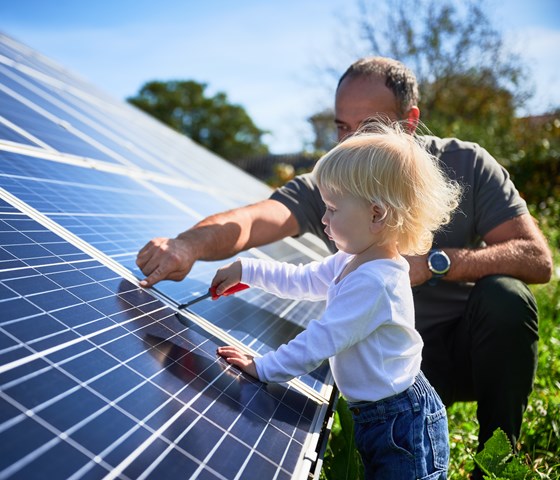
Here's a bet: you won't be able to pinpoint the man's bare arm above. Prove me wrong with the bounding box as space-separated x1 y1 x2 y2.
407 214 553 286
136 199 299 287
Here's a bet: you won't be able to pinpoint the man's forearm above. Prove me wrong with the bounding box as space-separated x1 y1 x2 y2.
177 199 299 261
445 239 552 285
137 199 298 287
177 214 246 261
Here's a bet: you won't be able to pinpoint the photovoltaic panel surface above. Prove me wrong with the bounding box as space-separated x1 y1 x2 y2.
0 32 335 479
0 199 326 479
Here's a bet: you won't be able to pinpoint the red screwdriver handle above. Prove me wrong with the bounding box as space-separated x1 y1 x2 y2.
210 282 250 300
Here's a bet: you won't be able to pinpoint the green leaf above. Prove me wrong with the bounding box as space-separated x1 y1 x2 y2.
474 428 513 474
474 428 531 479
321 396 365 480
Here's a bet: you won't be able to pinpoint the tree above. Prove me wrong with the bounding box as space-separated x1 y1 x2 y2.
424 70 518 156
353 0 529 114
127 80 269 161
310 0 531 158
507 112 560 214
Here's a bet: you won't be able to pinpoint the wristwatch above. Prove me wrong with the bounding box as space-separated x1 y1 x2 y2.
427 249 450 285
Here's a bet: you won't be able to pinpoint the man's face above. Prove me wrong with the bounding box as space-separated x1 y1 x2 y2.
334 76 401 141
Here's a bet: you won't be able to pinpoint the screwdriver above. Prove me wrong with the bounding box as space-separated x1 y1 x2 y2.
177 283 250 310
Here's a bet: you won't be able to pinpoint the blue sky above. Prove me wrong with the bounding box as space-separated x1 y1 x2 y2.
1 0 559 153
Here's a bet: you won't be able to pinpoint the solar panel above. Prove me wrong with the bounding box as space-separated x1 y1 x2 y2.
0 32 335 479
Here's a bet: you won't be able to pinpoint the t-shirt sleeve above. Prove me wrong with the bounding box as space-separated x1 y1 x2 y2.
270 173 334 250
427 136 529 247
471 145 528 237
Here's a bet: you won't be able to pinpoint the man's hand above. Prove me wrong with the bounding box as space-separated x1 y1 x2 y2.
136 236 196 287
217 346 259 379
135 200 300 289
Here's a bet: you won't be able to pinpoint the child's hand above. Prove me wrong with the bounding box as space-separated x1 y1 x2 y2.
217 346 259 379
211 260 243 298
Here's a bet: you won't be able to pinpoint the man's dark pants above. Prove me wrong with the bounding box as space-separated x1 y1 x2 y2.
418 275 539 454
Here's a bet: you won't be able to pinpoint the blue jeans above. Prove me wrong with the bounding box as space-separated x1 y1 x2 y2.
348 372 449 479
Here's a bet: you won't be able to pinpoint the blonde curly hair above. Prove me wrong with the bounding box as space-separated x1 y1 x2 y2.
313 122 462 255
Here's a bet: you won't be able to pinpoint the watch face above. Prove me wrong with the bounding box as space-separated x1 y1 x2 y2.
429 251 450 275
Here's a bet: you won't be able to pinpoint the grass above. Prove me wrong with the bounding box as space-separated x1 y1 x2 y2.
446 271 560 479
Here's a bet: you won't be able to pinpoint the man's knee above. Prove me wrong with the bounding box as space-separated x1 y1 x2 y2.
467 275 538 337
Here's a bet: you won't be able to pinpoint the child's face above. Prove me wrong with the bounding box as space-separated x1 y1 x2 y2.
319 187 375 254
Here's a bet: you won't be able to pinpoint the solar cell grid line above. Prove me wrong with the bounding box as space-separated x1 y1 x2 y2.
0 44 172 171
2 302 293 480
0 144 268 211
0 152 204 255
0 62 229 184
0 201 331 479
0 63 197 177
0 34 97 95
1 316 302 480
0 173 330 390
189 292 332 395
0 188 266 371
0 154 332 454
0 32 336 478
148 252 333 396
0 59 218 183
0 149 333 391
0 149 267 237
1 308 324 480
0 114 52 149
0 169 316 334
0 51 275 198
0 83 123 166
0 62 178 176
0 36 328 300
105 358 306 480
0 239 332 476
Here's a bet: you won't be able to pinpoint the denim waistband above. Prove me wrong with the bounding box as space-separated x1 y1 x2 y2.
347 372 434 422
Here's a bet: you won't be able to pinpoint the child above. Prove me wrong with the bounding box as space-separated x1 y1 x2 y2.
214 123 461 479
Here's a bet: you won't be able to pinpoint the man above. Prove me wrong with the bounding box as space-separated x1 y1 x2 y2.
137 57 552 465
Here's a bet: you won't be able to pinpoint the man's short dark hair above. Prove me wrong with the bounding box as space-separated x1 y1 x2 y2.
337 57 419 117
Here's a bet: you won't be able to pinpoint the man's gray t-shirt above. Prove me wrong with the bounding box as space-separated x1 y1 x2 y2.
270 135 528 329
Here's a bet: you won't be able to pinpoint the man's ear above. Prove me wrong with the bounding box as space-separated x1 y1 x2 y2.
406 106 420 133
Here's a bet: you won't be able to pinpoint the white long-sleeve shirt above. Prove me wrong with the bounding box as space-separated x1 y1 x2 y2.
240 251 423 403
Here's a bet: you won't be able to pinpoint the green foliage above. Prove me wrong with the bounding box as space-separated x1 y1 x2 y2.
320 396 364 480
127 80 269 161
448 401 479 476
505 114 560 220
474 429 532 479
444 228 560 479
519 221 560 479
423 71 518 158
354 0 530 116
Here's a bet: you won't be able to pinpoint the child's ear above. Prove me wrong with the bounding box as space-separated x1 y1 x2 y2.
370 203 386 224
